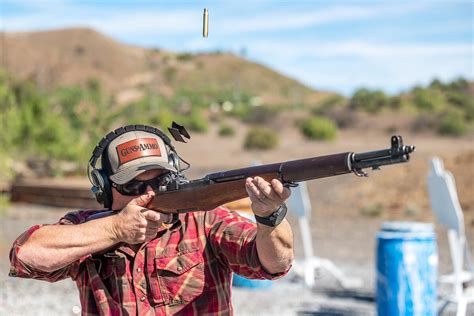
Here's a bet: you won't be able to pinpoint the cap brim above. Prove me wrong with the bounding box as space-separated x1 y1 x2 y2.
109 163 176 184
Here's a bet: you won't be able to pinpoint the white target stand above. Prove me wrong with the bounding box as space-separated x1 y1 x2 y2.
288 182 362 289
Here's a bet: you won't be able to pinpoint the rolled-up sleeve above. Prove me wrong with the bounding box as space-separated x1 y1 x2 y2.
205 207 290 280
8 210 100 282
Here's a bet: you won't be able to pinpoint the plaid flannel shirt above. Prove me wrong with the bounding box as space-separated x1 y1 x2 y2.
9 207 289 315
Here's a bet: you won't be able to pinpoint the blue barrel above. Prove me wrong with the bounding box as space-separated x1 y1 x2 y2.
376 221 438 316
232 273 272 289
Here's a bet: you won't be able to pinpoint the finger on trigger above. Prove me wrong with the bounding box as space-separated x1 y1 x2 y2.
143 210 160 222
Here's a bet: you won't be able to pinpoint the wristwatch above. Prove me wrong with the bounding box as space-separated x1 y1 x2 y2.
254 203 288 227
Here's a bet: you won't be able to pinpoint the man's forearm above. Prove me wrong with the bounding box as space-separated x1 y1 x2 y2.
255 219 294 274
17 216 120 273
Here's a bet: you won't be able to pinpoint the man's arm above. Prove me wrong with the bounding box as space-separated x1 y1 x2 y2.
17 216 119 273
246 177 294 274
255 219 293 274
15 191 172 273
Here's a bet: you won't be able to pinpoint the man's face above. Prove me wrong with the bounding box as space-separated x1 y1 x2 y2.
111 169 168 210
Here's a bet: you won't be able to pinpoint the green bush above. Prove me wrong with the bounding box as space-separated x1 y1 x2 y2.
438 110 467 136
405 203 421 217
446 91 474 121
412 87 446 112
218 124 235 137
244 127 278 150
300 116 337 141
0 193 10 217
184 110 208 133
360 203 385 217
176 53 194 61
241 105 279 124
350 88 388 113
314 95 346 113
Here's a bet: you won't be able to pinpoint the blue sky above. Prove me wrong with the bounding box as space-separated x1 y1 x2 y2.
1 0 473 96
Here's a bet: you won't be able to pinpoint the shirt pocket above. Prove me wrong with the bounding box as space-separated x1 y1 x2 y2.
150 248 205 306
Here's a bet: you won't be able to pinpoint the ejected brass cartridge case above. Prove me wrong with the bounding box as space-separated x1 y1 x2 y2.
203 8 209 37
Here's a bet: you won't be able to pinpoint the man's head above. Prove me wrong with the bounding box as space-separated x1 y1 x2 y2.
89 125 180 209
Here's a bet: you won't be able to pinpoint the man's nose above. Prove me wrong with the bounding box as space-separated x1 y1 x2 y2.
146 185 154 193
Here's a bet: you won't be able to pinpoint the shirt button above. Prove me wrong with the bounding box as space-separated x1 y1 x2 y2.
137 268 142 273
177 266 183 272
140 296 146 302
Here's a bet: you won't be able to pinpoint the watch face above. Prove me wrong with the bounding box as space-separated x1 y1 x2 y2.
273 204 287 226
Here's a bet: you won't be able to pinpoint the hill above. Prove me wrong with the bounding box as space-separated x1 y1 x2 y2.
0 28 328 105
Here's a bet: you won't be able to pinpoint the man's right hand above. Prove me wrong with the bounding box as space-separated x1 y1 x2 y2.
111 191 173 244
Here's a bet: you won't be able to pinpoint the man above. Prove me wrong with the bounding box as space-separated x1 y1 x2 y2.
9 125 294 315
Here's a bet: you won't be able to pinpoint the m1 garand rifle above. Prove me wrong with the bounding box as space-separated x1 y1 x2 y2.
146 135 415 214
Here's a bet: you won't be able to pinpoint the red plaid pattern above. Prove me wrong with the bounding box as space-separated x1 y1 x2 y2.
9 207 289 315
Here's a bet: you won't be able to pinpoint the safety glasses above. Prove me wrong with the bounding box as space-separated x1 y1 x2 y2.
112 172 171 196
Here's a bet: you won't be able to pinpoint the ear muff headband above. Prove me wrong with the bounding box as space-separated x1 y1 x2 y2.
88 124 178 209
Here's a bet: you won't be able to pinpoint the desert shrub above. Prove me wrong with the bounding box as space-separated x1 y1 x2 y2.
218 124 235 137
312 95 353 128
350 88 388 113
227 103 250 120
438 110 467 136
176 53 194 61
388 96 403 111
241 105 279 124
429 78 444 90
0 193 10 217
244 127 278 150
405 203 421 217
447 77 469 91
184 110 208 133
300 116 337 141
314 95 346 113
360 203 385 217
155 108 175 131
412 87 446 112
446 91 474 121
164 66 177 82
411 114 438 132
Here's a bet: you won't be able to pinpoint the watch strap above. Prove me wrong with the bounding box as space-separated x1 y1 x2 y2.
254 203 288 227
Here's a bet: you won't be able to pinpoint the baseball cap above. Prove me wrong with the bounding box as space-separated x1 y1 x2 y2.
105 130 177 184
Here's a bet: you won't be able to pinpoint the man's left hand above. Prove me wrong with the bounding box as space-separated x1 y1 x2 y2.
245 177 291 217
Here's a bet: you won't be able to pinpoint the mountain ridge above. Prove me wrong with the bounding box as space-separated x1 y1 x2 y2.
0 27 330 105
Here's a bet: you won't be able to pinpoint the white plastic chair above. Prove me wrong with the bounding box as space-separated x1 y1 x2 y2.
427 157 474 316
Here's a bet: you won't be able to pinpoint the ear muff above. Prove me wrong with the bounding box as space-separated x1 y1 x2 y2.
90 168 112 209
168 152 180 173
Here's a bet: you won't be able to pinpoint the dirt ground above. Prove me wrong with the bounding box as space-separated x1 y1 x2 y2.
0 113 473 315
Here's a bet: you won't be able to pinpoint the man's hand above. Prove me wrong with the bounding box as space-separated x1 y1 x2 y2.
245 177 291 217
112 191 173 244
